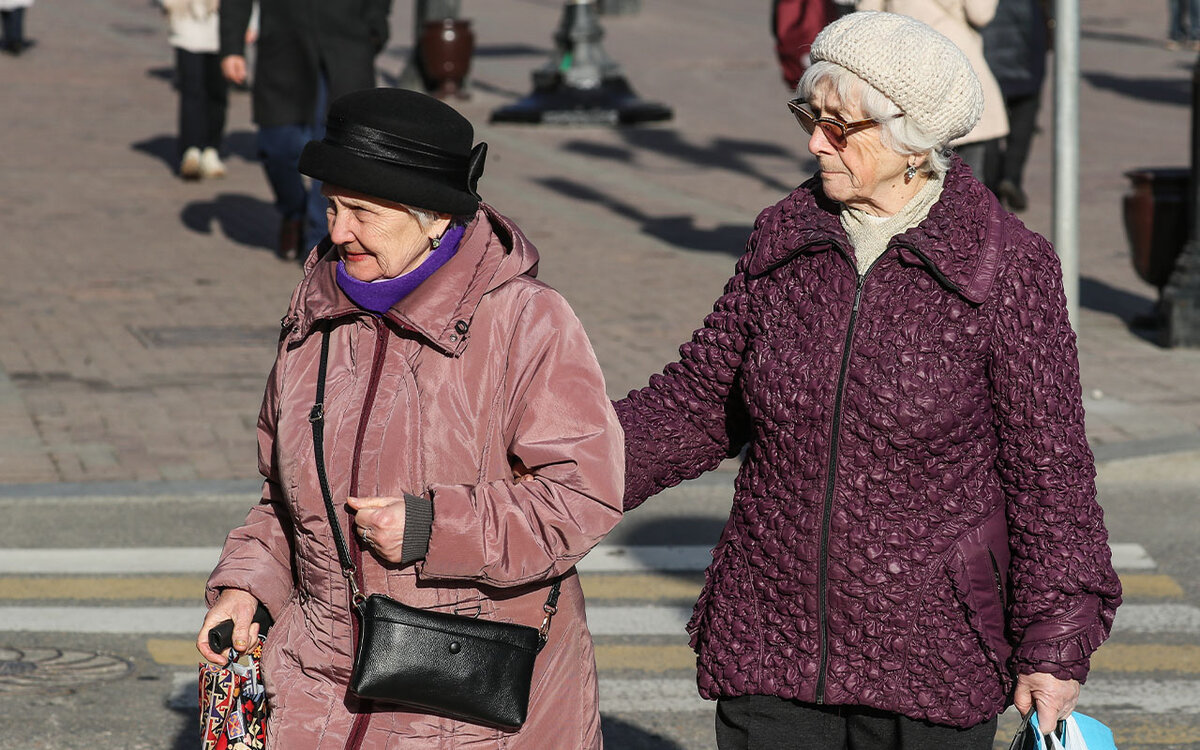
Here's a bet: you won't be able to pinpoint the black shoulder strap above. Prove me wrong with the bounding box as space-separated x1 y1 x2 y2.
307 324 560 645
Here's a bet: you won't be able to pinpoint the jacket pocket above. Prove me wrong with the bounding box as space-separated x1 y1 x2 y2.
686 543 724 650
687 535 755 655
947 507 1013 675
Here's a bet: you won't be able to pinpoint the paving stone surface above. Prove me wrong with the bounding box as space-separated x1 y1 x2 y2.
1 0 1199 484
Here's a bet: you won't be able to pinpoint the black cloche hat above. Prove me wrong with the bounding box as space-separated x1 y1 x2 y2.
299 88 487 216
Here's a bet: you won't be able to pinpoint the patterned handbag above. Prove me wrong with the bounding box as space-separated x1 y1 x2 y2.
199 637 268 750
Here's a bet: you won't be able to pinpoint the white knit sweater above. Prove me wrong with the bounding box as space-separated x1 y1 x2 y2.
839 173 945 275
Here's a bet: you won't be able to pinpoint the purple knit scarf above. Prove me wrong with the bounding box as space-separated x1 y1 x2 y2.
336 223 465 315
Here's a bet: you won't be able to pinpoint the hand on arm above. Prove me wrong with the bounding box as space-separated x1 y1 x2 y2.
1014 672 1080 735
197 588 262 665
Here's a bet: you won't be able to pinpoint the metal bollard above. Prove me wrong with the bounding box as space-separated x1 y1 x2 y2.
490 0 671 126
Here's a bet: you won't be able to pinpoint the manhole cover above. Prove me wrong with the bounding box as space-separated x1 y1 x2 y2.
0 647 132 693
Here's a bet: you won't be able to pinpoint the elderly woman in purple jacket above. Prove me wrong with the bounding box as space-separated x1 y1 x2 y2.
615 12 1120 750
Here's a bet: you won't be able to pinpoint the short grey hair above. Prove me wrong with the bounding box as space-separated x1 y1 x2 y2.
797 61 951 178
402 204 474 234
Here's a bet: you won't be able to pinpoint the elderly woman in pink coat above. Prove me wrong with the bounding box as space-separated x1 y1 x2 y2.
196 88 624 749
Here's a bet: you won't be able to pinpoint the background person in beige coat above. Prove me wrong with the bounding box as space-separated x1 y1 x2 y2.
854 1 1008 176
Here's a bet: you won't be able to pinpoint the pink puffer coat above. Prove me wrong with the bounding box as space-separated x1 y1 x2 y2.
206 204 624 749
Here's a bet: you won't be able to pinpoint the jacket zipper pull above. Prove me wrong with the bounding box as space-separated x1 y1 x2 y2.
852 274 866 314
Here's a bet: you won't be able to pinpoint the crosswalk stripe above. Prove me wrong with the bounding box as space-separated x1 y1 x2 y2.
147 639 703 672
600 678 709 713
144 639 1200 676
1112 603 1200 634
1119 573 1184 599
1091 644 1200 673
0 576 204 601
588 605 692 635
3 603 1197 637
580 573 703 601
597 676 1200 715
148 638 200 666
1079 677 1200 713
0 548 220 575
0 542 1154 575
0 606 206 633
0 572 1177 607
1109 543 1156 570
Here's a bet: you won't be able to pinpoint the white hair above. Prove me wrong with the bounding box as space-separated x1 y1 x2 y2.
797 61 951 177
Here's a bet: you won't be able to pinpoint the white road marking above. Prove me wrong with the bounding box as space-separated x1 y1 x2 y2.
1111 604 1200 634
0 548 220 575
1109 543 1156 571
0 606 207 633
0 542 1151 575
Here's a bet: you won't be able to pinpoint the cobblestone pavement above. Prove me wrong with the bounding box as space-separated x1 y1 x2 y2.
1 1 1198 479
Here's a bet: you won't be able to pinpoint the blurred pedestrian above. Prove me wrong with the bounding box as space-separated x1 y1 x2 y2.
1168 0 1200 48
614 12 1120 750
772 0 838 90
982 0 1051 211
196 88 623 748
219 0 392 262
856 0 1009 178
159 0 228 180
0 0 33 56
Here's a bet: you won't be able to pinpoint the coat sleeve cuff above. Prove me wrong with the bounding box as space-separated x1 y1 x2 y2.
1012 595 1107 683
400 493 433 565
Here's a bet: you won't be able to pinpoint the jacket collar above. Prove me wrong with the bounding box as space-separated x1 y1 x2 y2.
282 202 539 354
746 159 1008 304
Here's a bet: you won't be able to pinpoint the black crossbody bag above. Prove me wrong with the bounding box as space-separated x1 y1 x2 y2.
308 327 560 729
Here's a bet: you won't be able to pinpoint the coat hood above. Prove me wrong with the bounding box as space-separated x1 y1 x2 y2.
281 202 540 355
745 159 1008 304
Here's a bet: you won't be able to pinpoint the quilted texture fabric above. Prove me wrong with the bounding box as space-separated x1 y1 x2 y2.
615 161 1122 728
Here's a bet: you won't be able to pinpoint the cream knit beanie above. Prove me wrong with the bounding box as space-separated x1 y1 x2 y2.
809 11 983 146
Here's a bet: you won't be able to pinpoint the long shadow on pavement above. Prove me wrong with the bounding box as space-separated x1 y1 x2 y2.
563 130 801 196
181 193 278 252
1080 276 1162 345
535 176 752 256
1081 71 1191 106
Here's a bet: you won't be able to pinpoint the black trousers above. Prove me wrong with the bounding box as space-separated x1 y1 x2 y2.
715 695 998 750
175 47 228 153
1 8 25 47
984 92 1041 190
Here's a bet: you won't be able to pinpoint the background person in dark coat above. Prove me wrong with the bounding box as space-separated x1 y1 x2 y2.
615 12 1120 749
219 0 392 261
982 0 1051 211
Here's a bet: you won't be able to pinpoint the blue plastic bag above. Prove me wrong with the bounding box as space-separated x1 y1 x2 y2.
1010 712 1117 750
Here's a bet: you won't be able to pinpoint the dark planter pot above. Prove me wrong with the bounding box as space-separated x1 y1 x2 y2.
1123 168 1190 290
420 18 474 99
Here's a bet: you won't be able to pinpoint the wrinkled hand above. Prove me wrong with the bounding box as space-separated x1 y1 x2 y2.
221 55 247 85
347 495 407 564
1014 672 1080 735
197 588 261 665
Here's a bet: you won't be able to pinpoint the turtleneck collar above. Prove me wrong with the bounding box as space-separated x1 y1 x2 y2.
840 172 945 274
336 222 465 315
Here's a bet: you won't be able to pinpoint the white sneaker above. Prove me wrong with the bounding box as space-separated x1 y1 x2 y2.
200 148 226 179
179 147 202 180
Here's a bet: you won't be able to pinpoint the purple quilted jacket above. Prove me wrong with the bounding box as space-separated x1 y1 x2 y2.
615 162 1122 728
